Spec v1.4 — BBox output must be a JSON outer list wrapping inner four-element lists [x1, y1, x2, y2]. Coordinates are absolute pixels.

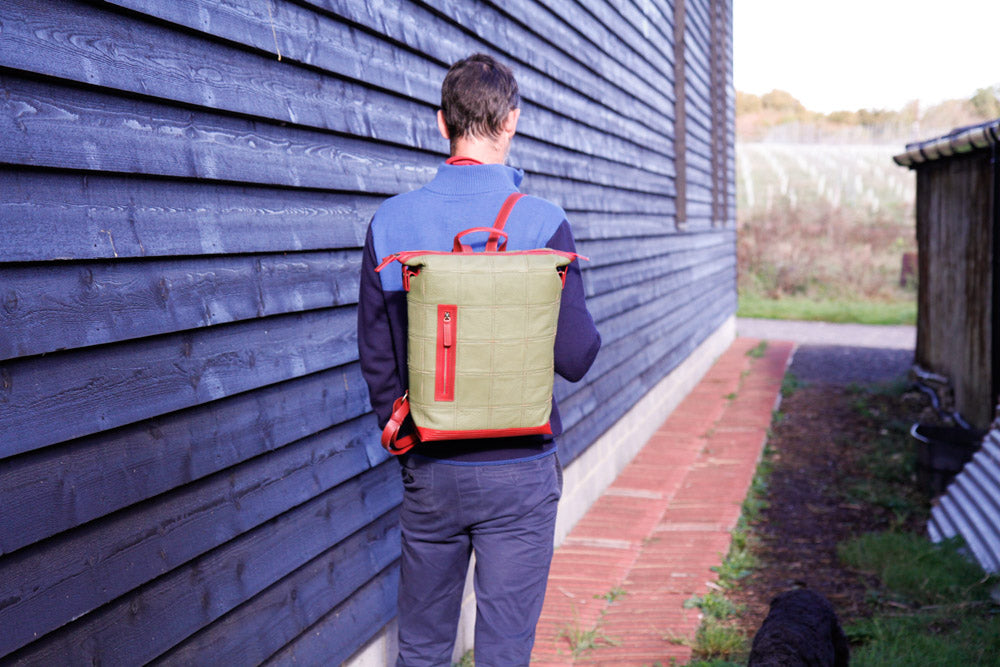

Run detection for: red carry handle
[[452, 192, 525, 252], [452, 227, 509, 253], [489, 192, 524, 250]]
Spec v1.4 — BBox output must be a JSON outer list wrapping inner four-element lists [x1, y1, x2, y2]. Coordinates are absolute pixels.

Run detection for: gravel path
[[737, 318, 916, 386]]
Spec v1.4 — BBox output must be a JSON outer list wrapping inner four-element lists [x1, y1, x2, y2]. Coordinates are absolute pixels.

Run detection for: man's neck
[[450, 137, 509, 165]]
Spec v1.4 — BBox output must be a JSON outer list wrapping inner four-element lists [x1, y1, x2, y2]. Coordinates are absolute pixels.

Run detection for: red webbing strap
[[381, 394, 418, 455], [487, 192, 525, 251]]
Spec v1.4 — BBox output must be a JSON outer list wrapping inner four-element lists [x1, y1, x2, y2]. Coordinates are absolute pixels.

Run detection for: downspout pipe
[[992, 132, 1000, 419]]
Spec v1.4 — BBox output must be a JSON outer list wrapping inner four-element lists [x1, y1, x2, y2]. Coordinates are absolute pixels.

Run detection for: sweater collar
[[425, 161, 524, 195]]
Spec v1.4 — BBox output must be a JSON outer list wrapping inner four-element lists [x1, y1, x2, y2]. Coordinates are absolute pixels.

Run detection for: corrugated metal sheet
[[929, 427, 1000, 573], [894, 118, 1000, 167]]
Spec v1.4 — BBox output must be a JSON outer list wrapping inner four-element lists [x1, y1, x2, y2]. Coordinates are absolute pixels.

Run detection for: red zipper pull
[[442, 309, 453, 347]]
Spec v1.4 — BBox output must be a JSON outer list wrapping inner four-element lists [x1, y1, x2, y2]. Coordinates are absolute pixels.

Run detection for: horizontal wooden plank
[[585, 236, 734, 298], [553, 264, 734, 425], [152, 512, 399, 665], [588, 260, 735, 341], [613, 0, 677, 63], [107, 0, 675, 160], [584, 269, 734, 384], [547, 0, 676, 95], [557, 286, 734, 459], [423, 0, 673, 123], [0, 366, 379, 555], [0, 251, 360, 360], [565, 211, 675, 241], [312, 0, 674, 135], [0, 168, 376, 262], [513, 123, 676, 188], [0, 306, 358, 458], [4, 1, 677, 185], [0, 427, 397, 658], [580, 244, 732, 305], [561, 301, 734, 464], [0, 0, 442, 150], [523, 174, 676, 216], [262, 564, 400, 666], [578, 227, 733, 269], [0, 74, 438, 192], [102, 0, 443, 102]]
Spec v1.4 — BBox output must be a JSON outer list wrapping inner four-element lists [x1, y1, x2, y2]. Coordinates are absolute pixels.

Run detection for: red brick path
[[531, 338, 794, 665]]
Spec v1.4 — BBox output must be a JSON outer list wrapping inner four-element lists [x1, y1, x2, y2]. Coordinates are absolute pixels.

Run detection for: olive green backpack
[[374, 193, 583, 455]]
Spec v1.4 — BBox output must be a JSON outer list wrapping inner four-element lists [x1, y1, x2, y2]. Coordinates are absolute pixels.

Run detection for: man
[[357, 53, 601, 665]]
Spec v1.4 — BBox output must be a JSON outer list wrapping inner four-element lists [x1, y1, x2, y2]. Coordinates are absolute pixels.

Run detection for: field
[[736, 143, 918, 323]]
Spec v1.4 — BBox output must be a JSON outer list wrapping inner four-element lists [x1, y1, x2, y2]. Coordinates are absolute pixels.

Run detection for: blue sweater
[[357, 162, 601, 463]]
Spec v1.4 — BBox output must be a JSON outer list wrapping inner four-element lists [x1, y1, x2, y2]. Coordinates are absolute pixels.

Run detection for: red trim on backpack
[[414, 422, 553, 441]]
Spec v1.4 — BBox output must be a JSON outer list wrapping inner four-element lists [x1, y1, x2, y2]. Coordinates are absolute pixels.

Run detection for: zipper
[[435, 305, 457, 401]]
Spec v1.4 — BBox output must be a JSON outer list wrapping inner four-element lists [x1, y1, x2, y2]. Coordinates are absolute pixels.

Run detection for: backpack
[[373, 193, 584, 455]]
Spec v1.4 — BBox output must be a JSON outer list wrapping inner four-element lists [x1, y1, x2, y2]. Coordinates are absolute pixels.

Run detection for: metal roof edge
[[892, 118, 1000, 168]]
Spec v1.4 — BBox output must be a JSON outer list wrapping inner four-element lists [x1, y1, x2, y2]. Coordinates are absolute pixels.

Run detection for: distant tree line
[[737, 85, 1000, 143]]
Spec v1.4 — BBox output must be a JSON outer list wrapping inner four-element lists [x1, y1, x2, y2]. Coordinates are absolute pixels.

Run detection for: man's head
[[438, 54, 520, 158]]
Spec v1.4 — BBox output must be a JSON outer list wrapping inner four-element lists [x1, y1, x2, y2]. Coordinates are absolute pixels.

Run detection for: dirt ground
[[728, 343, 931, 640]]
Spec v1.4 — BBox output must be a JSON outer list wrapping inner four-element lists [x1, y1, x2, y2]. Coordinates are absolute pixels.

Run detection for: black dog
[[747, 589, 849, 666]]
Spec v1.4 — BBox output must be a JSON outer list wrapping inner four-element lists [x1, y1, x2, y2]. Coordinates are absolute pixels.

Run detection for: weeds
[[781, 372, 804, 398], [747, 340, 768, 358], [594, 586, 627, 604], [685, 441, 775, 663], [557, 605, 619, 658], [558, 620, 619, 657]]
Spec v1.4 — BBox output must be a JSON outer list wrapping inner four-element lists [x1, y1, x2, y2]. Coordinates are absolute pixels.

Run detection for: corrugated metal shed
[[929, 425, 1000, 573]]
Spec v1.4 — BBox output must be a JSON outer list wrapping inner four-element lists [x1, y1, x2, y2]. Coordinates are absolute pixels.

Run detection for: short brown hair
[[440, 54, 519, 148]]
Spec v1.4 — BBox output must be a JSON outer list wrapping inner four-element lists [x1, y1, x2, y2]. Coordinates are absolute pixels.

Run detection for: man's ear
[[436, 110, 450, 140], [503, 108, 521, 137]]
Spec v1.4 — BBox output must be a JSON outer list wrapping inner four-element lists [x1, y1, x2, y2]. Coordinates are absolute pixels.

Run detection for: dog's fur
[[747, 589, 849, 667]]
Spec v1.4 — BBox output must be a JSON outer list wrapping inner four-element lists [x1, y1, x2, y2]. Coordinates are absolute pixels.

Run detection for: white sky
[[734, 0, 1000, 113]]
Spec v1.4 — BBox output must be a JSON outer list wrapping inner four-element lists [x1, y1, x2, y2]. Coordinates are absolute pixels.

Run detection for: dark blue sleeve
[[357, 224, 404, 428], [547, 220, 601, 382]]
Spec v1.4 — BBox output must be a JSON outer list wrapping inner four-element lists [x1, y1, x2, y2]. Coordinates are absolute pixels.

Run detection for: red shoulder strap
[[381, 394, 417, 455], [486, 193, 525, 252]]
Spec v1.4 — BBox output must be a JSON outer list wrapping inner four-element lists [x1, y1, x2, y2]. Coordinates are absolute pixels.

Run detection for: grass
[[839, 532, 1000, 665], [839, 533, 996, 607], [685, 441, 774, 664], [736, 145, 918, 326], [687, 373, 998, 666], [738, 292, 916, 325], [839, 383, 927, 524]]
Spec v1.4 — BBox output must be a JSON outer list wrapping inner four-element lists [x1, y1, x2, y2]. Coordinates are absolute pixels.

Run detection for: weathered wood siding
[[915, 150, 997, 428], [0, 0, 734, 662]]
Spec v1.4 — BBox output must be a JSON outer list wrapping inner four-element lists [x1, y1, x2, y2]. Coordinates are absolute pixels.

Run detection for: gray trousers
[[395, 451, 562, 666]]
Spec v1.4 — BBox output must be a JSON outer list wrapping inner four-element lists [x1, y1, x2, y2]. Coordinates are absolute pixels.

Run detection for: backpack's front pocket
[[435, 304, 457, 401]]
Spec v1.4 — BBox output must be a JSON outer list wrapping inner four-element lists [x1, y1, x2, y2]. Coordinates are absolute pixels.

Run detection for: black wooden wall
[[0, 0, 734, 663]]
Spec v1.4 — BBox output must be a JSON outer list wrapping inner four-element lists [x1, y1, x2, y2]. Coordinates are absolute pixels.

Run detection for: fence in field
[[737, 143, 915, 224]]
